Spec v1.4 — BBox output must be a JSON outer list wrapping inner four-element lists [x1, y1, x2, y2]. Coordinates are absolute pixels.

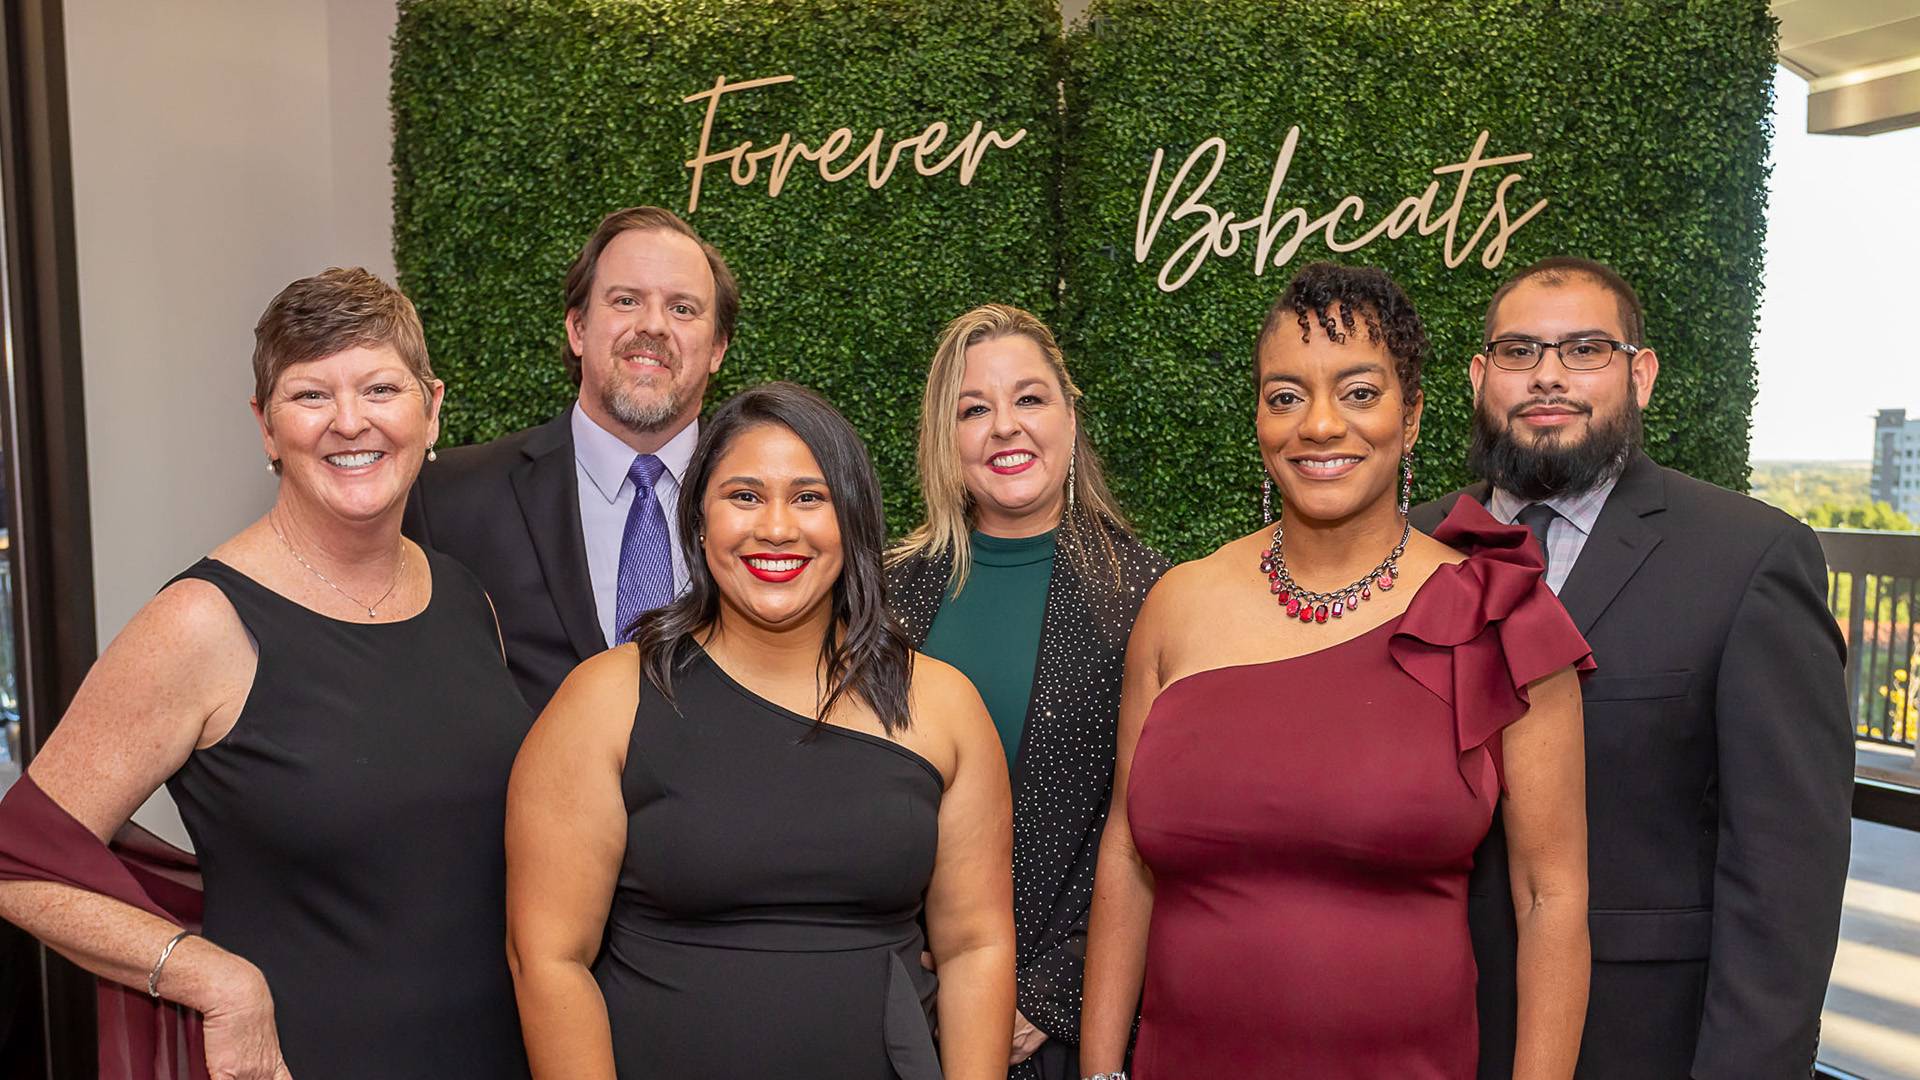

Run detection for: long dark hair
[[630, 382, 916, 733]]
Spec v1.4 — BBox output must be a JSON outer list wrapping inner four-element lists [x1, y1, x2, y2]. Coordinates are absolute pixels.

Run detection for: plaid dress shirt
[[1486, 473, 1620, 594]]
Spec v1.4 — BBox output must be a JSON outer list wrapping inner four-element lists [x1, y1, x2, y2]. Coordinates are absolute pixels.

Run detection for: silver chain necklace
[[269, 513, 403, 619]]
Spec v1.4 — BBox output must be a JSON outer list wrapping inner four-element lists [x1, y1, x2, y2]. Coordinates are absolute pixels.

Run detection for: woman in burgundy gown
[[1080, 263, 1592, 1079]]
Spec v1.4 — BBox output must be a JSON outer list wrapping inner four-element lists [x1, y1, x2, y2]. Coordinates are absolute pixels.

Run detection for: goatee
[[603, 379, 687, 434], [601, 333, 687, 434], [1468, 394, 1641, 501]]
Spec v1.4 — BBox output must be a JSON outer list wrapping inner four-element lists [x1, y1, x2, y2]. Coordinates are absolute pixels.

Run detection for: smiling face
[[953, 332, 1076, 537], [254, 343, 444, 525], [568, 227, 729, 444], [1256, 304, 1420, 526], [1469, 276, 1658, 498], [702, 422, 844, 633]]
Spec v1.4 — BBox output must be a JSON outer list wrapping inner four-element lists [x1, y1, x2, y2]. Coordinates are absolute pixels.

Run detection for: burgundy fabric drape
[[0, 772, 208, 1080]]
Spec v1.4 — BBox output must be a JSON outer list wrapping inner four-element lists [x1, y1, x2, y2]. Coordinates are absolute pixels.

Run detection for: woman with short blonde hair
[[888, 304, 1168, 1080]]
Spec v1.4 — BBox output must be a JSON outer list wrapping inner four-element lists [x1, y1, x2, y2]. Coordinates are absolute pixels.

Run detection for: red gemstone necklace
[[1260, 517, 1410, 625]]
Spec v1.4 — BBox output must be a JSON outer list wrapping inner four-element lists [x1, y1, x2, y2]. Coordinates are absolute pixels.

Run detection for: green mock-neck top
[[920, 529, 1057, 768]]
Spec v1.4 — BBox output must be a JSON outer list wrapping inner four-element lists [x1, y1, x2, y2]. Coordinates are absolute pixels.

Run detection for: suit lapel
[[510, 414, 607, 662], [1556, 453, 1666, 635]]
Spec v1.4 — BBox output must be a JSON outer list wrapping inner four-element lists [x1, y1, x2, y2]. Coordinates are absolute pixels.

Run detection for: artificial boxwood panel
[[1061, 0, 1775, 558], [392, 0, 1063, 532], [395, 0, 1774, 561]]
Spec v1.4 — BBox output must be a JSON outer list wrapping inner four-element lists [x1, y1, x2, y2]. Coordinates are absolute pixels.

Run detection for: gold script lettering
[[682, 75, 1028, 213], [1133, 127, 1548, 293]]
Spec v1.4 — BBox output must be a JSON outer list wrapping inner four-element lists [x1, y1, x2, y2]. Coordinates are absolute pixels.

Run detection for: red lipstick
[[741, 553, 812, 583]]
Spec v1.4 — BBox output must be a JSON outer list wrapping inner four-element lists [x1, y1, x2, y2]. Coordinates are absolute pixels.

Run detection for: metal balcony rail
[[1815, 527, 1920, 750]]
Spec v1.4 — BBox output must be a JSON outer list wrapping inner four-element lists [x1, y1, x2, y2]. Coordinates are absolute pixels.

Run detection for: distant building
[[1871, 408, 1920, 519]]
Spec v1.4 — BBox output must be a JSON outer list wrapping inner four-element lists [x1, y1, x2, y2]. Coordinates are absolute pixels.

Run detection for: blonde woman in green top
[[887, 304, 1169, 1080]]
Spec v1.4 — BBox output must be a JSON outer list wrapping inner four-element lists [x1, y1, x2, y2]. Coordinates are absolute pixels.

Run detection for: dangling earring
[[1399, 450, 1414, 517], [1262, 475, 1275, 525], [266, 458, 278, 475], [1066, 450, 1077, 517], [427, 446, 438, 463]]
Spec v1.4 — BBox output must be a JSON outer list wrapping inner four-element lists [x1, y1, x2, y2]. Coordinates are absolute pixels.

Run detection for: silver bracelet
[[1083, 1073, 1128, 1080], [147, 929, 193, 999]]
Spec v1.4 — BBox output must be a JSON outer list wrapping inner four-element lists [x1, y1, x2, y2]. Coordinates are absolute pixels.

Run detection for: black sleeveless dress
[[165, 554, 532, 1080], [596, 647, 944, 1079]]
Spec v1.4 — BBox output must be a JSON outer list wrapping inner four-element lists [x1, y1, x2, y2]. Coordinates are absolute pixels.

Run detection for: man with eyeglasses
[[1412, 256, 1851, 1080]]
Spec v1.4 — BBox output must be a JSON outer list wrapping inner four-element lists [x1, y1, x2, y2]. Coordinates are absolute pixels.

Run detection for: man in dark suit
[[404, 207, 737, 713], [1412, 257, 1852, 1079]]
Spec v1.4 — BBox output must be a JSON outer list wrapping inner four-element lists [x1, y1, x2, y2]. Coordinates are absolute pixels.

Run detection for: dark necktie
[[1516, 501, 1560, 573], [615, 454, 673, 641]]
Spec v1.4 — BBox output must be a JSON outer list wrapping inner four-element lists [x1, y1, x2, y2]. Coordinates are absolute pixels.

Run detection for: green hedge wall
[[392, 0, 1063, 532], [394, 0, 1775, 560], [1063, 0, 1776, 557]]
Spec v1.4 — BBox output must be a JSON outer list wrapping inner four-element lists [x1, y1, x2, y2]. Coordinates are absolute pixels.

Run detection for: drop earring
[[427, 446, 438, 463], [1262, 475, 1275, 524], [1066, 450, 1078, 517], [266, 458, 278, 475], [1399, 451, 1414, 517]]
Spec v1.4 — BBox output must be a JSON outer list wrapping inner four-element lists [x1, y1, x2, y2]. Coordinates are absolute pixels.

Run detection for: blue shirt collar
[[571, 402, 699, 505]]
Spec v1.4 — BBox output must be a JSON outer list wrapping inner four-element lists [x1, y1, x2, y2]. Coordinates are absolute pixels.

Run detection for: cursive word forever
[[682, 74, 1028, 213], [1134, 127, 1548, 293]]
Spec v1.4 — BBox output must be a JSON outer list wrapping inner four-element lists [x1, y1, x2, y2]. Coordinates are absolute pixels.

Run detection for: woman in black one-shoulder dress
[[506, 383, 1016, 1080]]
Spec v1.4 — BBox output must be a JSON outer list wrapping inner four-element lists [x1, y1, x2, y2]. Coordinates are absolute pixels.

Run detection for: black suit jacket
[[1412, 452, 1852, 1080], [403, 413, 605, 715]]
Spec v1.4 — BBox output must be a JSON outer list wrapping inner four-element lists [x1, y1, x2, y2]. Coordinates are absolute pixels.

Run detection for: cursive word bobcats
[[1134, 127, 1548, 292]]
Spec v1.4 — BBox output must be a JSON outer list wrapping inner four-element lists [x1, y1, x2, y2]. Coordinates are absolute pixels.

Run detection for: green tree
[[1801, 501, 1916, 531]]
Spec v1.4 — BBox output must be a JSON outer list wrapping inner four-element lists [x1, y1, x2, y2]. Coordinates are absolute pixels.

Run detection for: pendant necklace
[[269, 512, 403, 619], [1260, 516, 1410, 625]]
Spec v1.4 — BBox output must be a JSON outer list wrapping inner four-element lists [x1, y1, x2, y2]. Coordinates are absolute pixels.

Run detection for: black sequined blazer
[[887, 517, 1168, 1069]]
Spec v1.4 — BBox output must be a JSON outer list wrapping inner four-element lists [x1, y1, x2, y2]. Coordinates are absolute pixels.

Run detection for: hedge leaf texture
[[392, 0, 1064, 534], [394, 0, 1775, 561]]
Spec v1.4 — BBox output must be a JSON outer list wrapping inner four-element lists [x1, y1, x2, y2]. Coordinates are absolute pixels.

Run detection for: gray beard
[[602, 378, 685, 435]]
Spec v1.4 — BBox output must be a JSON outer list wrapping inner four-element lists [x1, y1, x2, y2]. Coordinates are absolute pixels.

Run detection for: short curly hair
[[1255, 262, 1429, 405]]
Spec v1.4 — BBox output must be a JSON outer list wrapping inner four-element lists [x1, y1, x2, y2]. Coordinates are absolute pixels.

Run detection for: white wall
[[64, 0, 398, 845]]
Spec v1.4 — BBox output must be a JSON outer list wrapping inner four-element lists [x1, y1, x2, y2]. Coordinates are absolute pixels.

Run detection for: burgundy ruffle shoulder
[[1390, 497, 1595, 803]]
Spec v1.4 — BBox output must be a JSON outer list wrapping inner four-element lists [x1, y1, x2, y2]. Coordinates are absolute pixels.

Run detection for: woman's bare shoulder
[[136, 575, 252, 662], [1139, 529, 1266, 621], [909, 652, 989, 717], [549, 644, 643, 713]]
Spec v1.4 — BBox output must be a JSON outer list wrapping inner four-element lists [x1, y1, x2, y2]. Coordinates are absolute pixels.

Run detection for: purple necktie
[[615, 454, 673, 641]]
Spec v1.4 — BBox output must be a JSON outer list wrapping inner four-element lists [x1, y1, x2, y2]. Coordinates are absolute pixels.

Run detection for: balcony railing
[[1815, 528, 1920, 752]]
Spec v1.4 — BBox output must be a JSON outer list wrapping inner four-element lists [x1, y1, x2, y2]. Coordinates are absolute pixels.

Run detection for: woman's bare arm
[[919, 660, 1017, 1080], [504, 648, 635, 1080], [1502, 666, 1590, 1080], [1078, 578, 1172, 1072], [0, 580, 291, 1078]]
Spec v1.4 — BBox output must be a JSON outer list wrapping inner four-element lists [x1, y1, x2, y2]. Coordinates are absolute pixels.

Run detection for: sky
[[1750, 67, 1920, 462]]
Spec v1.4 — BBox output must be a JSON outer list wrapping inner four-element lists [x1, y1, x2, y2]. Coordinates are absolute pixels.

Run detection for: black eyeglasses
[[1484, 337, 1640, 372]]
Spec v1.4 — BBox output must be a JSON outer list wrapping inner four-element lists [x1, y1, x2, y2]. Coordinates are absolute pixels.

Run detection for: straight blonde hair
[[890, 304, 1130, 591]]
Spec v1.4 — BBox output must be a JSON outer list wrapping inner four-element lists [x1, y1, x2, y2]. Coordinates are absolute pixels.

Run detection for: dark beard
[[1468, 395, 1641, 501]]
